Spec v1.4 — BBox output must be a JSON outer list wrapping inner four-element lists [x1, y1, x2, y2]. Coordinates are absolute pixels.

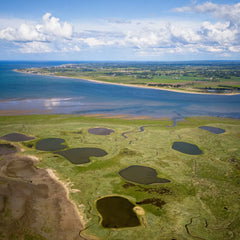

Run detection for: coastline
[[15, 70, 240, 96]]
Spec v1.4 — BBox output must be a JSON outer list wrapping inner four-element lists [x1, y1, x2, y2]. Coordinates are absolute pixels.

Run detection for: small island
[[16, 61, 240, 94]]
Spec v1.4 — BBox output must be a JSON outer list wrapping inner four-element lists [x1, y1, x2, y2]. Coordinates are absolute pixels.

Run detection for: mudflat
[[0, 154, 85, 240]]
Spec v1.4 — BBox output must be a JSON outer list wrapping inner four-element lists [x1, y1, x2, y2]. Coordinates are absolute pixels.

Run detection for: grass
[[0, 115, 239, 240]]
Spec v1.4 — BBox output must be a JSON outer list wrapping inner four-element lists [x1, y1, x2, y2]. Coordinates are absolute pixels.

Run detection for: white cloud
[[0, 13, 74, 53], [42, 13, 72, 39], [0, 13, 73, 43], [174, 1, 240, 24], [16, 42, 52, 53], [229, 46, 240, 53], [200, 21, 237, 45], [0, 5, 240, 58], [0, 24, 46, 42]]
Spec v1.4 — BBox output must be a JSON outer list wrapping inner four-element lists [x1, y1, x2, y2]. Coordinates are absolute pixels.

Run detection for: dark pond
[[0, 133, 35, 142], [56, 147, 107, 164], [36, 138, 67, 151], [96, 196, 140, 228], [119, 165, 170, 185], [199, 126, 225, 134], [172, 141, 203, 155], [0, 144, 18, 156], [88, 127, 115, 135]]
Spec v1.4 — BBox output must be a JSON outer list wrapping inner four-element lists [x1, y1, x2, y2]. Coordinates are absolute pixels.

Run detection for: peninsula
[[16, 61, 240, 95]]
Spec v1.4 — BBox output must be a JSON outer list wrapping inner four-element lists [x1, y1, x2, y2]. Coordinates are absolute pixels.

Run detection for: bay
[[0, 61, 240, 119]]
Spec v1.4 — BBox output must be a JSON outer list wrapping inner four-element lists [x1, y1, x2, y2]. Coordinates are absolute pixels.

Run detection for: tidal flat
[[0, 115, 239, 240]]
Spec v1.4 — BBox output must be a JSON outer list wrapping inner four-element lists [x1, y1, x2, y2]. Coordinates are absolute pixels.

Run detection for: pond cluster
[[0, 124, 225, 229]]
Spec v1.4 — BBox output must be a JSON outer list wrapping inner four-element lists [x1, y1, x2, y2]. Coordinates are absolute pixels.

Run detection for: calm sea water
[[0, 61, 240, 119]]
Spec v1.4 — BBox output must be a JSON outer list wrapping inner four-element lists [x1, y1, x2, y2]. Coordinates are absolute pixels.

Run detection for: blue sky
[[1, 0, 240, 60]]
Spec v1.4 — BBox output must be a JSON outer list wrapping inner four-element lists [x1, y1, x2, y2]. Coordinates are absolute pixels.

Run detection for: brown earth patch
[[0, 154, 87, 240]]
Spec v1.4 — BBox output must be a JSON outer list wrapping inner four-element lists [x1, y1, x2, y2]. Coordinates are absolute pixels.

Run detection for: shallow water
[[0, 133, 35, 142], [88, 127, 115, 135], [199, 126, 225, 134], [0, 61, 240, 119], [56, 147, 107, 164], [0, 144, 18, 156], [96, 196, 140, 228], [36, 138, 67, 151], [119, 165, 170, 185], [172, 141, 203, 155]]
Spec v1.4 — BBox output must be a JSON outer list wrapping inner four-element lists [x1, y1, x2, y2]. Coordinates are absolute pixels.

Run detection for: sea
[[0, 61, 240, 120]]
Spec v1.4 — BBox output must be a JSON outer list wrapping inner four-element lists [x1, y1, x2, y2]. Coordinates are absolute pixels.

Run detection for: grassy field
[[0, 115, 240, 239]]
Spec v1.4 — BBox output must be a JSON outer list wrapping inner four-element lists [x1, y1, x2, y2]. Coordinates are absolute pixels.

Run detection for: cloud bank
[[0, 2, 240, 58]]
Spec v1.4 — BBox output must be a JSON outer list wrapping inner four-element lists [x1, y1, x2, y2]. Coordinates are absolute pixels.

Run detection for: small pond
[[36, 138, 67, 151], [96, 196, 140, 228], [0, 144, 18, 156], [88, 127, 115, 135], [56, 147, 107, 164], [0, 133, 35, 142], [199, 126, 225, 134], [172, 141, 203, 155], [119, 165, 170, 185]]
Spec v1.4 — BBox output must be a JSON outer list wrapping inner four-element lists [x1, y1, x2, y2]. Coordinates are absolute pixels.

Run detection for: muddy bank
[[0, 143, 19, 156], [0, 153, 86, 240]]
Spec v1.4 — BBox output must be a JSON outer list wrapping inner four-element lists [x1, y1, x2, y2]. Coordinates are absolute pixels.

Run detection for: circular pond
[[199, 126, 225, 134], [36, 138, 67, 151], [0, 133, 35, 142], [0, 144, 18, 156], [172, 141, 203, 155], [88, 127, 115, 135], [56, 147, 107, 164], [119, 165, 170, 185], [96, 196, 140, 228]]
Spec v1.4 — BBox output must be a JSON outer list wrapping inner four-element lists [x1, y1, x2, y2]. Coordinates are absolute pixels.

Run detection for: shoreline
[[15, 70, 240, 96]]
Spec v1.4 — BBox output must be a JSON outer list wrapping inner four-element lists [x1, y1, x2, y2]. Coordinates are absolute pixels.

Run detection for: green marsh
[[0, 115, 239, 240]]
